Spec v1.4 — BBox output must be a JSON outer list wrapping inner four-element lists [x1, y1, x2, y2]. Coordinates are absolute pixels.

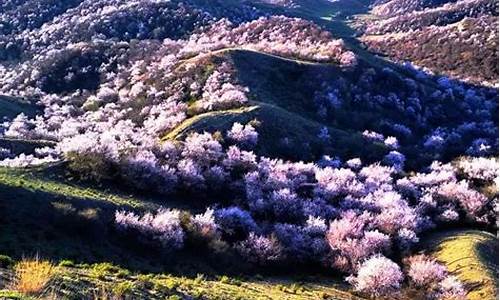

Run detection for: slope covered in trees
[[0, 0, 497, 299], [357, 0, 499, 85]]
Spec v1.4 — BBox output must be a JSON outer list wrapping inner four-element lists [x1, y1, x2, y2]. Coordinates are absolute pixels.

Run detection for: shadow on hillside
[[224, 46, 498, 170], [0, 175, 358, 290], [0, 179, 304, 277], [418, 229, 499, 299], [0, 182, 123, 262], [0, 95, 40, 120], [0, 137, 55, 156], [476, 235, 499, 284]]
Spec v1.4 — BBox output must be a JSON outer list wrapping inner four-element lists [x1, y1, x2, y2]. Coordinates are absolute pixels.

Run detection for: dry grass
[[424, 230, 498, 300], [12, 257, 58, 296]]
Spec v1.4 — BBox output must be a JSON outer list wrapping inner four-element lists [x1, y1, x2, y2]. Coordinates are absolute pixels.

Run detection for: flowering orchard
[[0, 0, 498, 298]]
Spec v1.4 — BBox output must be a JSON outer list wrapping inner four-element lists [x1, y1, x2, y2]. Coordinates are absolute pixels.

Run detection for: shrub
[[305, 216, 328, 234], [182, 132, 223, 165], [112, 281, 135, 298], [90, 263, 121, 280], [274, 223, 328, 263], [66, 151, 114, 182], [223, 146, 257, 171], [384, 150, 406, 171], [58, 260, 75, 268], [435, 180, 489, 222], [0, 148, 12, 160], [314, 167, 363, 199], [406, 255, 447, 288], [122, 149, 178, 193], [457, 157, 498, 181], [0, 153, 59, 168], [384, 136, 399, 149], [436, 275, 466, 299], [317, 127, 331, 142], [0, 255, 14, 268], [115, 208, 185, 250], [327, 212, 391, 272], [347, 255, 403, 297], [0, 0, 497, 293], [362, 130, 384, 142], [190, 208, 219, 240], [200, 67, 249, 111], [269, 188, 304, 222], [345, 158, 362, 169], [215, 207, 258, 241], [227, 122, 258, 147], [235, 233, 283, 265]]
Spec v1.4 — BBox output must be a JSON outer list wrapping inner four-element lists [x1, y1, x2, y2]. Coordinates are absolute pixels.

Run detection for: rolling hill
[[0, 0, 497, 299], [356, 0, 499, 85]]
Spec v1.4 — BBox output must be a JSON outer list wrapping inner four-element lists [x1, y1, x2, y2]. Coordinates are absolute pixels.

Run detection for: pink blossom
[[407, 255, 447, 288], [235, 233, 283, 265], [347, 255, 404, 297], [227, 122, 258, 147], [115, 208, 184, 250]]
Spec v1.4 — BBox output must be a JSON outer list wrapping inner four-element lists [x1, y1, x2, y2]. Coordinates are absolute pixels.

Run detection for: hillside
[[0, 0, 498, 299], [422, 230, 499, 300], [356, 0, 499, 85]]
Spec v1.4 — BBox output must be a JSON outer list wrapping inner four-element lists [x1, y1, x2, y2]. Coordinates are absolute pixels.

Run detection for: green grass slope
[[0, 261, 363, 300]]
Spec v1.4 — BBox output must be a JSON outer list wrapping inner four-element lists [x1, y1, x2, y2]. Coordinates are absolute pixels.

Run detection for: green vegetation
[[0, 261, 361, 300], [0, 290, 34, 300], [0, 166, 157, 209], [0, 255, 14, 268]]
